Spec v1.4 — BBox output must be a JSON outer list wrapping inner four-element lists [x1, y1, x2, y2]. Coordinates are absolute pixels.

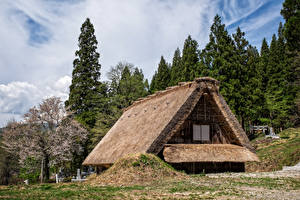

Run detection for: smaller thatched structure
[[163, 144, 259, 163], [83, 77, 259, 173]]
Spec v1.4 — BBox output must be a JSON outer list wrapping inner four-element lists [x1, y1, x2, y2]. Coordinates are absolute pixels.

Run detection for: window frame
[[192, 124, 210, 141]]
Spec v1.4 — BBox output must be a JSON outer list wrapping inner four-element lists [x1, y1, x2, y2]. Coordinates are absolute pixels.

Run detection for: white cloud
[[0, 76, 71, 126], [45, 75, 72, 101], [0, 0, 219, 84], [221, 0, 264, 25], [0, 81, 41, 114], [239, 4, 282, 33], [0, 0, 284, 126], [0, 113, 23, 128]]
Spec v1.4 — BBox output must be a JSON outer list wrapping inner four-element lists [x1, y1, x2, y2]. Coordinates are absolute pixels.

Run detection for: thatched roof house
[[83, 77, 259, 173]]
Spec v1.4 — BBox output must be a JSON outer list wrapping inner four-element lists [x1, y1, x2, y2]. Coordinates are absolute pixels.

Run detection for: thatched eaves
[[163, 144, 259, 163]]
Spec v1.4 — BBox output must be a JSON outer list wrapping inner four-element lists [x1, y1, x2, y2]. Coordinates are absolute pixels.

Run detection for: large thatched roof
[[83, 77, 256, 166], [163, 144, 259, 163]]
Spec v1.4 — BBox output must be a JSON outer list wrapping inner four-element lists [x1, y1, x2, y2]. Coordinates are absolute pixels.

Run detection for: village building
[[83, 77, 259, 173]]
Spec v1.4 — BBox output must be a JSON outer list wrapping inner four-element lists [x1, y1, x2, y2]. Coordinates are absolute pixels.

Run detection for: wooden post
[[204, 96, 206, 121], [96, 166, 104, 174], [40, 159, 44, 183], [192, 162, 195, 173]]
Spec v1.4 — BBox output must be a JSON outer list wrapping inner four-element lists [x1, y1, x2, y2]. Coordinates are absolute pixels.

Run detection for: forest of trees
[[0, 0, 299, 184], [151, 12, 299, 132]]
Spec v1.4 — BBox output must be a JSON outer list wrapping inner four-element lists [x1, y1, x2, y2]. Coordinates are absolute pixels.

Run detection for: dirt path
[[207, 162, 300, 179], [204, 163, 300, 199]]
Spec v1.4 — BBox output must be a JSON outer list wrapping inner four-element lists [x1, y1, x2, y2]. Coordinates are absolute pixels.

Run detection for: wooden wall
[[172, 162, 245, 173], [165, 93, 246, 173], [168, 94, 237, 144]]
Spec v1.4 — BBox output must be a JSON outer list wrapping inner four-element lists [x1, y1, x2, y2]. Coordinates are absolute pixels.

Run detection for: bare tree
[[2, 97, 88, 182]]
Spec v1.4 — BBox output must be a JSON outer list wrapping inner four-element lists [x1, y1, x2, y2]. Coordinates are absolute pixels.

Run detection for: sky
[[0, 0, 285, 127]]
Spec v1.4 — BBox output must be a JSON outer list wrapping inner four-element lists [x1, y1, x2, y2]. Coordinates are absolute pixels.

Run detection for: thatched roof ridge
[[125, 81, 194, 111], [126, 77, 217, 111], [166, 86, 179, 90], [163, 144, 259, 163], [83, 77, 256, 166]]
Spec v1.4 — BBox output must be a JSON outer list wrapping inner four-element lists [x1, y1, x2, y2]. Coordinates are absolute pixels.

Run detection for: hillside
[[247, 127, 300, 172]]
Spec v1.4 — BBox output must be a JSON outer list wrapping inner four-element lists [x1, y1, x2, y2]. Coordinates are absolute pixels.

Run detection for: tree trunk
[[3, 160, 9, 185], [44, 155, 50, 181], [241, 116, 245, 131], [249, 120, 253, 136], [40, 159, 44, 183]]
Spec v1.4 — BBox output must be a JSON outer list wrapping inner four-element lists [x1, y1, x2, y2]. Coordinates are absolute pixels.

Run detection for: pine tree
[[144, 79, 150, 92], [181, 35, 199, 81], [277, 22, 286, 59], [245, 45, 264, 125], [150, 56, 170, 92], [108, 62, 148, 109], [150, 71, 158, 93], [200, 15, 234, 78], [119, 66, 132, 97], [259, 38, 270, 92], [200, 15, 237, 114], [281, 0, 300, 52], [281, 0, 300, 126], [267, 34, 282, 86], [265, 24, 296, 129], [132, 68, 149, 97], [66, 18, 105, 128], [265, 34, 282, 128], [257, 38, 277, 126], [118, 66, 148, 106], [231, 27, 250, 129], [170, 48, 182, 86]]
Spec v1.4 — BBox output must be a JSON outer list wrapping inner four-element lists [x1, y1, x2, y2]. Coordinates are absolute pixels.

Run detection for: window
[[193, 124, 210, 141]]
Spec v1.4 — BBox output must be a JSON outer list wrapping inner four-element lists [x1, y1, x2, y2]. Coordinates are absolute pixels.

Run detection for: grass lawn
[[1, 128, 300, 199], [0, 175, 299, 199]]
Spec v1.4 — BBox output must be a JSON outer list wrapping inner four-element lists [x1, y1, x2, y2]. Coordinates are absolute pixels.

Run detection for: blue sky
[[0, 0, 285, 126]]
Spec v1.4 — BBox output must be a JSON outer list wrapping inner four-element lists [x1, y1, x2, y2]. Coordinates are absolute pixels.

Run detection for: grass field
[[1, 128, 300, 199], [0, 175, 299, 199]]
